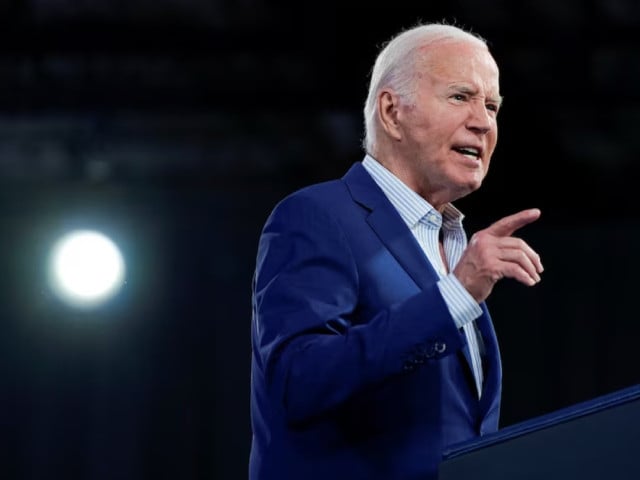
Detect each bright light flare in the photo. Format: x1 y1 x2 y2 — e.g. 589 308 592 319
48 230 126 308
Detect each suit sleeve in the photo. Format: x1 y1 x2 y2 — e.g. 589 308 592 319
252 193 465 425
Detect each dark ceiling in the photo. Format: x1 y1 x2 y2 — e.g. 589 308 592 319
0 1 638 222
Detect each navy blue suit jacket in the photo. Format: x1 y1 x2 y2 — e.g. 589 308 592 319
250 162 502 480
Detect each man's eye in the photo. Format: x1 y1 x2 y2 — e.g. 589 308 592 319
452 94 467 101
486 103 499 113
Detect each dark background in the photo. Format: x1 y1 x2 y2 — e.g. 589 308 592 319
3 1 640 478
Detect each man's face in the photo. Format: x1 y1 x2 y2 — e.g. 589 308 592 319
395 40 501 208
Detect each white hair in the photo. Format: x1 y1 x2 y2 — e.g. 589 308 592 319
362 23 488 153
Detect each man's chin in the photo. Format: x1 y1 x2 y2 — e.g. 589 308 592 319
451 179 483 202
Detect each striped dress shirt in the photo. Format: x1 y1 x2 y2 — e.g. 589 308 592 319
362 155 485 398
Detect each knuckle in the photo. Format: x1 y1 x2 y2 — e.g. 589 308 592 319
489 267 503 282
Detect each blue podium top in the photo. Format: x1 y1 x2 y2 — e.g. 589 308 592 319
443 383 640 460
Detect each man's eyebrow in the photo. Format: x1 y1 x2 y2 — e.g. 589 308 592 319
489 95 504 107
447 84 503 107
447 85 476 94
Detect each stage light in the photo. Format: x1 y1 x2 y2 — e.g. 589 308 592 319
48 230 126 309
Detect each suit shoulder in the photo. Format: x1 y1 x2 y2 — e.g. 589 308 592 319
274 178 350 214
258 178 360 243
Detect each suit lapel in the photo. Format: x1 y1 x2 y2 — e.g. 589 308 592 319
342 162 440 288
343 162 500 404
477 303 502 411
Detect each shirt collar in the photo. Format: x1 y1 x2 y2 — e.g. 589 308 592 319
362 154 464 231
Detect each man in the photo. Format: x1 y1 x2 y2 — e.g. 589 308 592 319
250 22 543 480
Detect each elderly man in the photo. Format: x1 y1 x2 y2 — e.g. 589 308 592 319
250 22 543 480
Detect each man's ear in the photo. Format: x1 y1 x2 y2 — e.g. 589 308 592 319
377 90 403 142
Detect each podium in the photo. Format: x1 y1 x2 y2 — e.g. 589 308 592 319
439 384 640 479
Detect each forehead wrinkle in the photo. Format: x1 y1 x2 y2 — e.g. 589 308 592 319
414 40 501 107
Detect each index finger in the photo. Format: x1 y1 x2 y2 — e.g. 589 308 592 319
487 208 541 237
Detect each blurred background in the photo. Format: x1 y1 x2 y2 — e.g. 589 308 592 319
3 0 640 478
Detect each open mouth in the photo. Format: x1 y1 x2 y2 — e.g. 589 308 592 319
452 146 482 160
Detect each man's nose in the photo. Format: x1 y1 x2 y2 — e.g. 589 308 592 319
466 101 493 135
